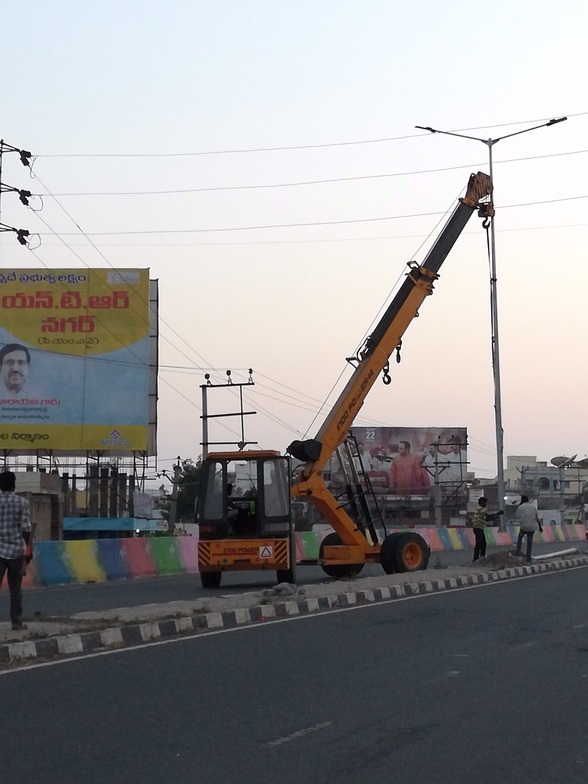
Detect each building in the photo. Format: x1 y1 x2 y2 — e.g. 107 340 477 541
504 455 587 524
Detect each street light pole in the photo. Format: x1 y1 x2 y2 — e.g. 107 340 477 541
415 117 567 520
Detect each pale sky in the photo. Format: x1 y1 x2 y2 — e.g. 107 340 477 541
1 0 587 477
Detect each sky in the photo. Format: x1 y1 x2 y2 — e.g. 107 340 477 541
1 0 587 478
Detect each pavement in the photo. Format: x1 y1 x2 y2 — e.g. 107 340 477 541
1 547 587 667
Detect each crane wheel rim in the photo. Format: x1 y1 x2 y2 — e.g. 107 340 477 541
402 542 424 567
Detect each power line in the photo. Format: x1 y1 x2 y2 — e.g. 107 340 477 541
29 171 220 375
17 175 247 442
8 220 586 249
30 194 588 236
40 148 588 197
35 111 588 158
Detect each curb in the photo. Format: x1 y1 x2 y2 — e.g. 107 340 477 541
3 555 588 667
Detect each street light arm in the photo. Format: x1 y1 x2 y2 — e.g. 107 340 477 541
492 116 568 143
417 117 568 145
415 125 484 142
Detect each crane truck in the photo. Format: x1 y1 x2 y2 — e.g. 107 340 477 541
196 171 493 588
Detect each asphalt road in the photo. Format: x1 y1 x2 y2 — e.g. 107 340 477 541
0 541 583 620
1 565 587 783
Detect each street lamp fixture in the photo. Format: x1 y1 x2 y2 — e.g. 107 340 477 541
415 117 568 524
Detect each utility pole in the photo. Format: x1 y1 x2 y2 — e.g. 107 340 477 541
416 116 567 528
0 140 33 246
168 456 182 536
433 442 443 528
200 369 257 456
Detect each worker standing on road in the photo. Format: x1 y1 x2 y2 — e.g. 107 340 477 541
0 471 32 630
472 497 503 562
515 495 543 563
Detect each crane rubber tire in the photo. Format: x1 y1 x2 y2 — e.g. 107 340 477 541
393 531 430 572
200 571 222 588
319 532 365 579
380 532 404 574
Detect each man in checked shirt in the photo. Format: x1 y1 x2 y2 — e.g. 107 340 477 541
0 471 32 631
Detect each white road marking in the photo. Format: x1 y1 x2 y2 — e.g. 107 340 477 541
446 653 469 658
436 670 460 680
265 721 333 748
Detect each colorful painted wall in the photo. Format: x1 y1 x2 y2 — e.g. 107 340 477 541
3 524 585 590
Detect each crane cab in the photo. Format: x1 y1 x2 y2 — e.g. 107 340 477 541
197 450 295 588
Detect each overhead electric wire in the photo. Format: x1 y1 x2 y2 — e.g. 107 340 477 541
9 115 586 450
30 171 221 375
31 194 588 237
27 175 318 443
13 220 588 249
36 111 588 158
23 175 246 442
26 190 326 442
41 148 588 197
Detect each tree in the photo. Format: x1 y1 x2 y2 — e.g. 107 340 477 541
176 457 202 520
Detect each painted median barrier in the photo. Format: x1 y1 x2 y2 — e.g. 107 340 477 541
493 529 512 547
1 523 584 590
64 540 107 584
437 527 456 551
456 527 474 549
177 536 199 573
417 528 444 552
446 527 464 550
121 538 157 578
553 524 566 543
149 537 183 575
298 531 323 561
33 541 74 586
96 539 132 581
563 524 581 541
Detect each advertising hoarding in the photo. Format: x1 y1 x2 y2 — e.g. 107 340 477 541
0 268 157 455
349 426 468 500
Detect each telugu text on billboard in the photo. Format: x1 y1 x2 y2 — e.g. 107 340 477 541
0 268 151 453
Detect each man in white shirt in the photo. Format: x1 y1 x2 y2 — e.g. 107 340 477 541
422 444 449 485
515 495 543 563
353 442 372 474
445 436 465 484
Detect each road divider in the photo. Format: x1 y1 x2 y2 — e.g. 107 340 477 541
0 523 584 589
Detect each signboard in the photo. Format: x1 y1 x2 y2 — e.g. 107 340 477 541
133 491 154 519
0 268 157 455
348 426 468 500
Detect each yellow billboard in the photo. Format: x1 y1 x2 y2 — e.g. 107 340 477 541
0 269 155 454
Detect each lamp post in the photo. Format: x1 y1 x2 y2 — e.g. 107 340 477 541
416 117 567 521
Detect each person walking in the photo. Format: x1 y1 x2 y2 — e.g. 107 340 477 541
472 497 503 562
0 470 32 630
515 495 543 563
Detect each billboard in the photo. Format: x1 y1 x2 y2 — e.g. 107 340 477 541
0 269 158 456
348 426 468 501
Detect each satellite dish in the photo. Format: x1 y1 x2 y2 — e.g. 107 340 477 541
551 454 577 468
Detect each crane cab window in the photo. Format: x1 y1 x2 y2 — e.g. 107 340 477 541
202 462 225 520
199 455 291 538
263 459 289 517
